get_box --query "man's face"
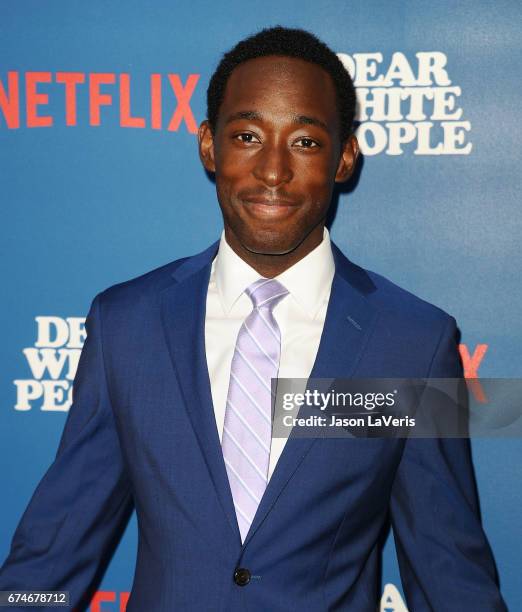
[199,55,358,257]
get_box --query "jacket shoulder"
[97,256,188,306]
[365,268,454,327]
[93,241,218,308]
[332,242,454,328]
[357,266,460,376]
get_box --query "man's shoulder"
[98,257,185,305]
[366,267,453,324]
[94,241,218,309]
[333,243,455,330]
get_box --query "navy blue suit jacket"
[0,241,506,611]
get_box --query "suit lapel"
[160,243,242,545]
[242,244,379,547]
[158,239,379,549]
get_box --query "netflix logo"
[0,71,200,133]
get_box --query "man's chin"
[240,235,300,257]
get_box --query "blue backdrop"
[1,1,520,609]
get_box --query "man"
[0,26,506,611]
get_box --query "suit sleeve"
[0,293,134,609]
[389,316,507,611]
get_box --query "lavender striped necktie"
[221,277,289,542]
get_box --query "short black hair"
[206,26,356,143]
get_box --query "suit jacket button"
[234,567,251,586]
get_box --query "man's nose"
[252,142,293,187]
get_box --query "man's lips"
[242,195,298,206]
[240,196,300,219]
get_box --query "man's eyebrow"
[293,114,329,131]
[224,110,329,132]
[225,111,262,124]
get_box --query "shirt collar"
[212,228,335,319]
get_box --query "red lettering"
[465,377,487,404]
[120,74,145,128]
[90,73,115,126]
[26,72,52,127]
[459,343,488,378]
[167,73,199,133]
[120,592,130,612]
[90,591,116,612]
[0,71,20,128]
[151,73,162,129]
[56,72,85,126]
[2,71,200,132]
[459,343,488,403]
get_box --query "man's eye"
[295,138,319,148]
[235,133,259,143]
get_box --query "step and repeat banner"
[1,1,520,610]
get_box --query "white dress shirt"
[205,228,335,480]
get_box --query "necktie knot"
[245,278,288,311]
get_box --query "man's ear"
[198,120,216,173]
[334,134,360,183]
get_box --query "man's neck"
[223,225,325,278]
